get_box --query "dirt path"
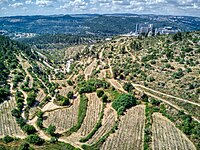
[107,58,113,77]
[125,46,136,62]
[84,59,97,80]
[132,83,200,107]
[108,79,127,93]
[99,48,104,59]
[17,55,34,88]
[134,86,200,123]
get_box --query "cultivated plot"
[152,113,196,150]
[0,98,25,138]
[100,105,145,150]
[43,97,80,133]
[78,93,103,136]
[87,104,116,145]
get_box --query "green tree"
[67,91,74,99]
[46,124,56,136]
[102,94,108,102]
[11,108,21,118]
[18,142,30,150]
[123,82,134,92]
[3,135,14,143]
[0,144,6,150]
[26,134,44,145]
[112,94,137,115]
[22,125,36,135]
[97,90,104,98]
[67,80,73,86]
[27,92,37,107]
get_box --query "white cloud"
[113,0,130,6]
[60,0,88,10]
[25,0,34,4]
[36,0,54,7]
[9,2,23,8]
[1,7,7,10]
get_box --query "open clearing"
[152,113,196,150]
[100,105,145,150]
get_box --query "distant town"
[0,30,37,39]
[122,23,180,37]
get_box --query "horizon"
[0,0,200,17]
[0,13,200,18]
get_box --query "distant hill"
[0,14,200,36]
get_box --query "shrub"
[67,80,73,86]
[0,144,6,150]
[26,134,44,145]
[123,82,134,92]
[18,142,30,150]
[36,118,43,128]
[97,90,104,98]
[46,125,56,136]
[22,125,36,135]
[102,94,108,102]
[67,91,74,99]
[79,85,93,94]
[27,92,37,107]
[16,117,26,127]
[50,137,58,143]
[3,135,14,143]
[11,108,21,118]
[56,95,70,106]
[146,76,155,82]
[112,94,136,115]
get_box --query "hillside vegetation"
[0,31,200,150]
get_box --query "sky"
[0,0,200,17]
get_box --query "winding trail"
[125,46,136,62]
[133,84,200,123]
[132,83,200,107]
[109,79,200,123]
[84,59,97,80]
[107,58,113,77]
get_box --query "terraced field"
[0,98,25,138]
[100,105,145,150]
[84,59,97,80]
[43,97,80,133]
[152,113,196,150]
[87,104,116,145]
[78,93,103,136]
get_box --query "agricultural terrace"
[84,59,97,80]
[100,105,145,150]
[43,97,80,133]
[152,113,196,150]
[0,98,25,138]
[78,93,103,136]
[87,104,116,145]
